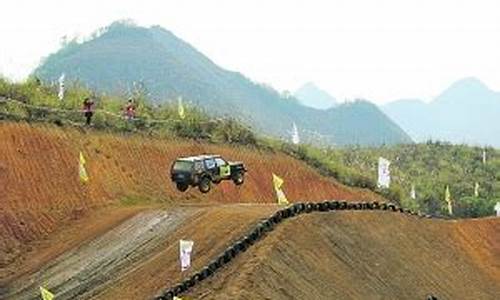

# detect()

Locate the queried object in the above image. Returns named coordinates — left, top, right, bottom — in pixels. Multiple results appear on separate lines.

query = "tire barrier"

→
left=153, top=200, right=444, bottom=300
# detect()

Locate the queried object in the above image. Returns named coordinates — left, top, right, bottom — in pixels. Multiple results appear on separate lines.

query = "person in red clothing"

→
left=82, top=97, right=95, bottom=126
left=124, top=98, right=136, bottom=121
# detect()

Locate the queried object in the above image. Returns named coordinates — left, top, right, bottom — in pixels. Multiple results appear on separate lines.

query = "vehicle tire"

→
left=232, top=172, right=245, bottom=185
left=176, top=182, right=189, bottom=192
left=199, top=176, right=211, bottom=193
left=186, top=277, right=195, bottom=288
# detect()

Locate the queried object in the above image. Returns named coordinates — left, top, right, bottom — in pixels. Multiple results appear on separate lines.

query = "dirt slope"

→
left=3, top=122, right=497, bottom=300
left=6, top=206, right=497, bottom=300
left=0, top=122, right=378, bottom=279
left=186, top=211, right=500, bottom=300
left=3, top=204, right=278, bottom=299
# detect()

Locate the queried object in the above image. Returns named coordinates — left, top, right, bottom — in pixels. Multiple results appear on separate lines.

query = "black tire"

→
left=232, top=172, right=245, bottom=185
left=176, top=182, right=189, bottom=192
left=199, top=176, right=211, bottom=193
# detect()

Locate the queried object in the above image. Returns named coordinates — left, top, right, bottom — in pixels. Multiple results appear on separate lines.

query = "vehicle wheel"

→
left=199, top=177, right=211, bottom=193
left=176, top=182, right=189, bottom=192
left=232, top=172, right=244, bottom=185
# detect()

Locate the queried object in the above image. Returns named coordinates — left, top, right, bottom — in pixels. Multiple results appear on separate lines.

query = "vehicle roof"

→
left=176, top=154, right=222, bottom=162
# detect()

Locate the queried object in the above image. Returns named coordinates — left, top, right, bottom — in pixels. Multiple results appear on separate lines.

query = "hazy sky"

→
left=1, top=0, right=499, bottom=103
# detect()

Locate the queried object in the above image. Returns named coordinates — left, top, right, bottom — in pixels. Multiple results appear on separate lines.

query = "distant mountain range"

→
left=33, top=21, right=412, bottom=146
left=382, top=78, right=500, bottom=147
left=294, top=82, right=337, bottom=110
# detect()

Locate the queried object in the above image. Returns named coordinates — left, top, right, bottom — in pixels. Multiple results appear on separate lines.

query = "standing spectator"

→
left=124, top=98, right=136, bottom=121
left=82, top=97, right=95, bottom=126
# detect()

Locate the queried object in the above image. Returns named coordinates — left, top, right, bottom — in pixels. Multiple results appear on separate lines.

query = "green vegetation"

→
left=1, top=77, right=498, bottom=218
left=329, top=143, right=499, bottom=218
left=0, top=76, right=257, bottom=146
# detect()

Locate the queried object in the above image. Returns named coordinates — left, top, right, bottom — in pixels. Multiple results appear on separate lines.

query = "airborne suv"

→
left=171, top=155, right=247, bottom=193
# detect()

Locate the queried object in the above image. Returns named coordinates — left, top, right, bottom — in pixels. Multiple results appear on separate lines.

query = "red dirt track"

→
left=1, top=122, right=498, bottom=300
left=0, top=122, right=377, bottom=281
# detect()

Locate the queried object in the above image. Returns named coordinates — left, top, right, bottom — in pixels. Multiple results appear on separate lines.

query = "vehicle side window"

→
left=204, top=158, right=216, bottom=169
left=214, top=158, right=227, bottom=167
left=194, top=161, right=203, bottom=171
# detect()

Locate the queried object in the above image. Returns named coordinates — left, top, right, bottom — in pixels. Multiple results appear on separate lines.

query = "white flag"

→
left=410, top=184, right=416, bottom=199
left=179, top=240, right=194, bottom=271
left=377, top=157, right=391, bottom=188
left=58, top=73, right=65, bottom=101
left=482, top=149, right=486, bottom=164
left=474, top=182, right=479, bottom=197
left=291, top=122, right=300, bottom=145
left=495, top=202, right=500, bottom=217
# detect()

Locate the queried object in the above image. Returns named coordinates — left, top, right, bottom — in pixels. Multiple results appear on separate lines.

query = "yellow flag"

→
left=40, top=286, right=54, bottom=300
left=272, top=174, right=288, bottom=205
left=276, top=188, right=289, bottom=206
left=445, top=185, right=452, bottom=215
left=272, top=173, right=284, bottom=190
left=79, top=152, right=89, bottom=183
left=178, top=97, right=185, bottom=119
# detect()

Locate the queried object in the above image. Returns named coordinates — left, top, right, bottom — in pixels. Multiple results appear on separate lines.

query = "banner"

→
left=291, top=122, right=300, bottom=145
left=40, top=286, right=54, bottom=300
left=178, top=96, right=185, bottom=119
left=410, top=184, right=416, bottom=199
left=482, top=149, right=486, bottom=164
left=180, top=239, right=194, bottom=271
left=79, top=152, right=89, bottom=183
left=474, top=182, right=479, bottom=197
left=58, top=73, right=65, bottom=101
left=377, top=157, right=390, bottom=188
left=495, top=202, right=500, bottom=217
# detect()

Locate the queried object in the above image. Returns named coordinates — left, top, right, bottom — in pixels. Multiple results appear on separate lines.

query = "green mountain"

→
left=34, top=21, right=412, bottom=146
left=383, top=78, right=500, bottom=147
left=294, top=82, right=337, bottom=110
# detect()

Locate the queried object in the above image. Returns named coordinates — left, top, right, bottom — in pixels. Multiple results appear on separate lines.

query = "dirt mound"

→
left=185, top=212, right=500, bottom=300
left=0, top=122, right=378, bottom=277
left=3, top=204, right=277, bottom=299
left=2, top=201, right=498, bottom=299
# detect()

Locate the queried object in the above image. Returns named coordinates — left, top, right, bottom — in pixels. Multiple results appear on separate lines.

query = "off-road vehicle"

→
left=171, top=154, right=247, bottom=193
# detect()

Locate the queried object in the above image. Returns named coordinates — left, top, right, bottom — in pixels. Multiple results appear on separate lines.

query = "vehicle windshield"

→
left=173, top=160, right=193, bottom=172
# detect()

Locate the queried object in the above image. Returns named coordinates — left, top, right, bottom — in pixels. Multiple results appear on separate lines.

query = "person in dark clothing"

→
left=124, top=98, right=136, bottom=121
left=82, top=97, right=95, bottom=126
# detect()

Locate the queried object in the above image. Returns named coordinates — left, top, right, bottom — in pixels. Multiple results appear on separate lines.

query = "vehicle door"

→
left=215, top=157, right=231, bottom=179
left=203, top=158, right=218, bottom=179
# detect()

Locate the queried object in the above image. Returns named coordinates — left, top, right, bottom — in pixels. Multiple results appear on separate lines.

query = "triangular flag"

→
left=272, top=174, right=284, bottom=190
left=276, top=188, right=289, bottom=206
left=272, top=174, right=288, bottom=206
left=474, top=182, right=479, bottom=197
left=445, top=185, right=453, bottom=215
left=178, top=97, right=185, bottom=119
left=40, top=286, right=54, bottom=300
left=79, top=152, right=89, bottom=183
